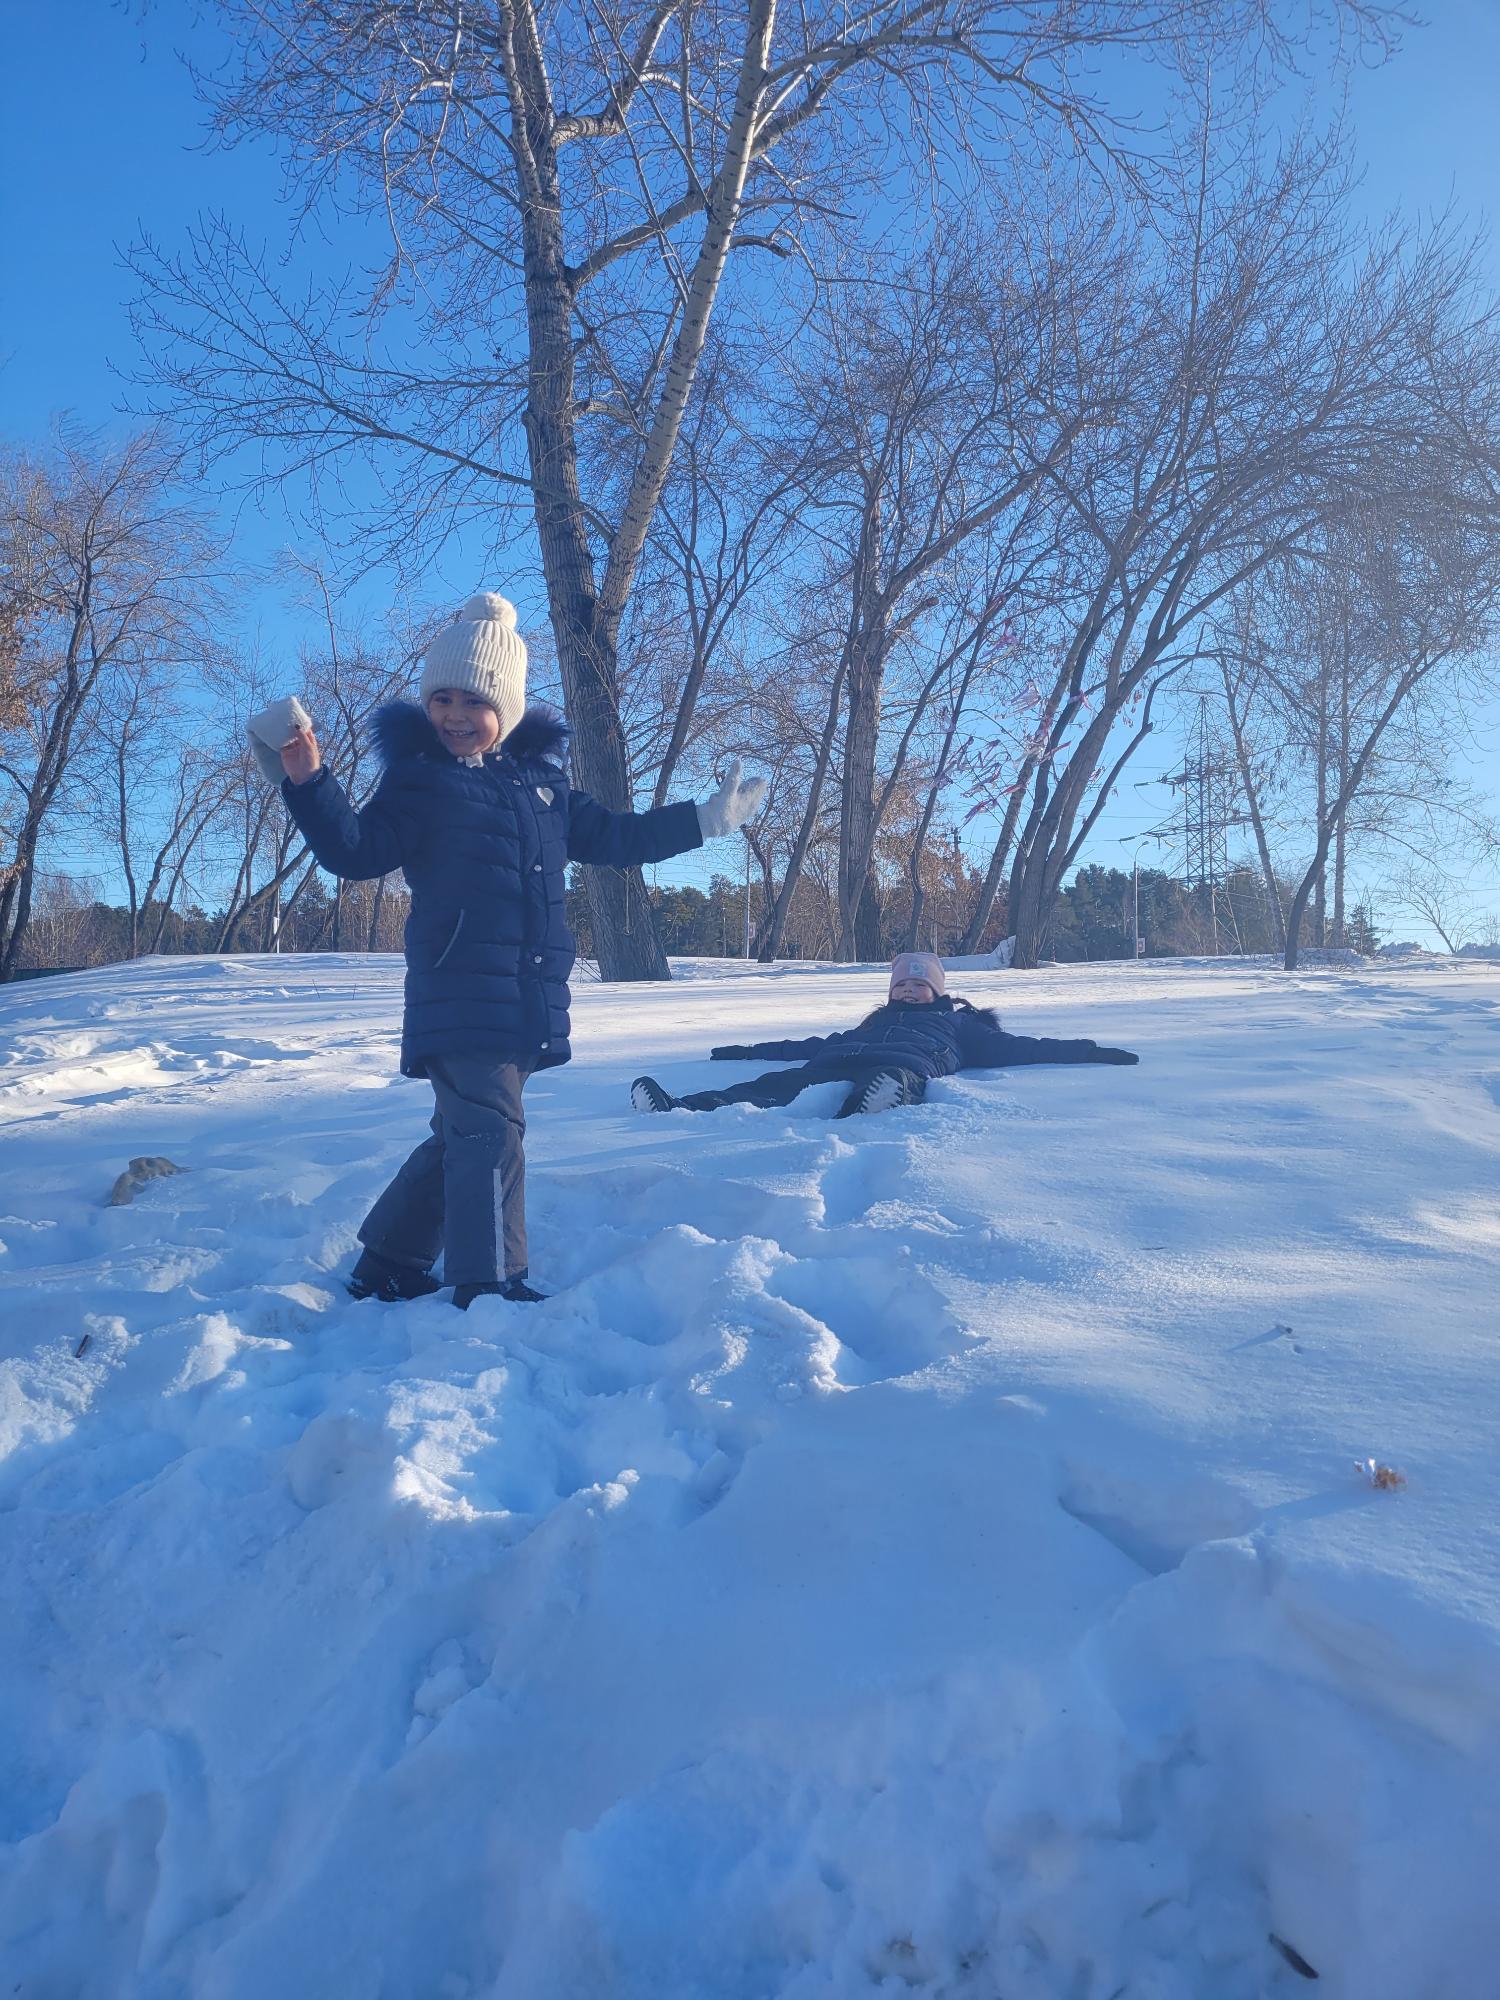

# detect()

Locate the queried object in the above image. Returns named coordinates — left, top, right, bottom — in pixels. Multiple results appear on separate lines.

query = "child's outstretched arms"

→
left=566, top=789, right=703, bottom=868
left=959, top=1017, right=1139, bottom=1069
left=567, top=758, right=766, bottom=869
left=711, top=1033, right=839, bottom=1061
left=986, top=1034, right=1138, bottom=1066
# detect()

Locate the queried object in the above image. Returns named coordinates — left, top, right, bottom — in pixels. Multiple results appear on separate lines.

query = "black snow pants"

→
left=673, top=1061, right=927, bottom=1117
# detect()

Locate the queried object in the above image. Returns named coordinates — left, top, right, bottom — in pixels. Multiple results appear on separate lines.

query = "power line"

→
left=1154, top=693, right=1258, bottom=950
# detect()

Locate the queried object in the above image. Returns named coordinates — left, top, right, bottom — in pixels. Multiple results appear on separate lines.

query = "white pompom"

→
left=461, top=591, right=517, bottom=627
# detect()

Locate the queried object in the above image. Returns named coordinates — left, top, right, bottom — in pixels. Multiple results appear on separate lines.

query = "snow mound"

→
left=1, top=953, right=1496, bottom=1996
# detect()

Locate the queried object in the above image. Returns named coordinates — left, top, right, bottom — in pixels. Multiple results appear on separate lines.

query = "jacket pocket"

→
left=431, top=910, right=466, bottom=970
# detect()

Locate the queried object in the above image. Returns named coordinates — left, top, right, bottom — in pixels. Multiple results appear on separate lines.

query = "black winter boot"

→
left=631, top=1075, right=676, bottom=1113
left=452, top=1275, right=548, bottom=1310
left=347, top=1248, right=443, bottom=1303
left=835, top=1067, right=923, bottom=1118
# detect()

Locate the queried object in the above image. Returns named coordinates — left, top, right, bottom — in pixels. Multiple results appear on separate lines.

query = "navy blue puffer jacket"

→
left=711, top=996, right=1137, bottom=1080
left=282, top=702, right=702, bottom=1076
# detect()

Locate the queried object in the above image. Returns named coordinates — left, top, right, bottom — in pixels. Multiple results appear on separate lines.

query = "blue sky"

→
left=5, top=0, right=1499, bottom=942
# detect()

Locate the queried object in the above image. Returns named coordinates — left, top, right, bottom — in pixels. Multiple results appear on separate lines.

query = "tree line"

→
left=6, top=0, right=1499, bottom=983
left=10, top=852, right=1375, bottom=979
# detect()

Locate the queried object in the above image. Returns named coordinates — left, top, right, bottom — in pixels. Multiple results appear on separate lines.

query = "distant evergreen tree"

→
left=13, top=858, right=1376, bottom=974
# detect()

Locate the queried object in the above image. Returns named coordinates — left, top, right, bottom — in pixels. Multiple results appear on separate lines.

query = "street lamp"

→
left=1119, top=833, right=1161, bottom=960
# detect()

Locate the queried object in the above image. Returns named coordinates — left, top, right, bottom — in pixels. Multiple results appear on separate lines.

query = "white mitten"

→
left=696, top=759, right=766, bottom=839
left=246, top=696, right=312, bottom=788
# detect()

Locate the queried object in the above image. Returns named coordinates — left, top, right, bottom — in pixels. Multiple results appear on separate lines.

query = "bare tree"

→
left=129, top=0, right=1394, bottom=979
left=208, top=590, right=422, bottom=953
left=970, top=137, right=1500, bottom=969
left=902, top=620, right=1010, bottom=953
left=1211, top=593, right=1290, bottom=951
left=0, top=429, right=218, bottom=981
left=0, top=575, right=24, bottom=733
left=1252, top=498, right=1500, bottom=967
left=1384, top=861, right=1493, bottom=954
left=619, top=342, right=813, bottom=808
left=13, top=871, right=104, bottom=972
left=141, top=761, right=224, bottom=953
left=744, top=225, right=1089, bottom=961
left=88, top=642, right=229, bottom=958
left=1198, top=570, right=1498, bottom=964
left=951, top=650, right=1065, bottom=952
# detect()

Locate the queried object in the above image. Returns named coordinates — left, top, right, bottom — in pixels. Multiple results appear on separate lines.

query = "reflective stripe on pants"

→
left=358, top=1054, right=533, bottom=1283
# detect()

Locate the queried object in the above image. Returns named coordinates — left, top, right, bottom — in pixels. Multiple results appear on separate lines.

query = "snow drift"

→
left=2, top=952, right=1497, bottom=1997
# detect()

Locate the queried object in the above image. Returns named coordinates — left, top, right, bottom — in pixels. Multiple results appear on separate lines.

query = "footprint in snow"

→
left=407, top=1638, right=487, bottom=1744
left=286, top=1411, right=394, bottom=1510
left=766, top=1249, right=971, bottom=1386
left=1057, top=1465, right=1260, bottom=1576
left=814, top=1135, right=913, bottom=1228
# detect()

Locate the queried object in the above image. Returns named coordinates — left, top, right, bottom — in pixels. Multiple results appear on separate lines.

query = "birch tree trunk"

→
left=756, top=663, right=847, bottom=962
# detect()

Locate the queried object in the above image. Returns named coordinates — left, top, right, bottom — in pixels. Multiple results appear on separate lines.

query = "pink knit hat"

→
left=889, top=952, right=946, bottom=998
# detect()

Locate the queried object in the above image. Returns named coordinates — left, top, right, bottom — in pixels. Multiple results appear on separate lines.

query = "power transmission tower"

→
left=1159, top=695, right=1254, bottom=952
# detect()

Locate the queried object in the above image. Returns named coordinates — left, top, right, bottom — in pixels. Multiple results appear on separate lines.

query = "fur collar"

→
left=504, top=705, right=570, bottom=766
left=958, top=999, right=1000, bottom=1028
left=858, top=995, right=1000, bottom=1029
left=370, top=700, right=569, bottom=773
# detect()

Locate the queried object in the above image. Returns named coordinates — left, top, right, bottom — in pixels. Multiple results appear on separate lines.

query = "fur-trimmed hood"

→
left=369, top=700, right=569, bottom=773
left=858, top=994, right=1000, bottom=1031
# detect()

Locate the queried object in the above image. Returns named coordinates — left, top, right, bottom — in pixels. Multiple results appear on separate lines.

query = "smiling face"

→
left=426, top=688, right=503, bottom=758
left=889, top=978, right=937, bottom=1005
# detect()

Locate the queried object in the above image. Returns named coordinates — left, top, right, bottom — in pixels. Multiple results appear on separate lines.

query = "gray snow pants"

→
left=358, top=1054, right=534, bottom=1285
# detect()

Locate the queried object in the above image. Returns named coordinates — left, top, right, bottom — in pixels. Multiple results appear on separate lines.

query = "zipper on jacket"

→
left=432, top=910, right=466, bottom=970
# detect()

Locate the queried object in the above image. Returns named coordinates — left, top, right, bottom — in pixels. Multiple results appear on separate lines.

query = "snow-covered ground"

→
left=2, top=951, right=1497, bottom=1999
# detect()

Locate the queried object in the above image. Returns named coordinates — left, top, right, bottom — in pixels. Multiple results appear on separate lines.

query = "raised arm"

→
left=568, top=757, right=763, bottom=868
left=281, top=767, right=410, bottom=883
left=566, top=791, right=703, bottom=868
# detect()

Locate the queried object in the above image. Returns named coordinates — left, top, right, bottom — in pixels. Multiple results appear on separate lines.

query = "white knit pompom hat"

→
left=419, top=591, right=528, bottom=742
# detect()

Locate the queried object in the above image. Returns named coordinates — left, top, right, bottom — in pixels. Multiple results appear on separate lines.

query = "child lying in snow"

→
left=252, top=591, right=763, bottom=1309
left=631, top=951, right=1138, bottom=1119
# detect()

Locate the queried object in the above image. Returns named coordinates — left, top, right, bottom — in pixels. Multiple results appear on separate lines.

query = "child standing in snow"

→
left=252, top=591, right=763, bottom=1308
left=631, top=951, right=1138, bottom=1119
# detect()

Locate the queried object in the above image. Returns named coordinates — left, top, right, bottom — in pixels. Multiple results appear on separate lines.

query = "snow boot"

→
left=631, top=1075, right=677, bottom=1113
left=835, top=1067, right=923, bottom=1119
left=347, top=1247, right=442, bottom=1303
left=452, top=1275, right=548, bottom=1310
